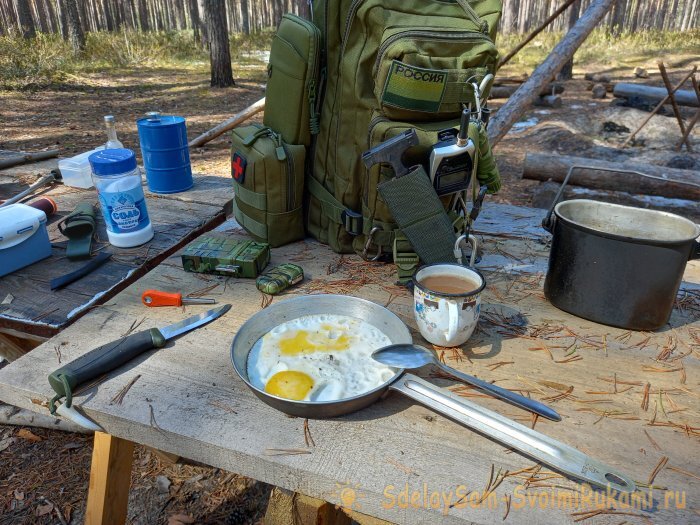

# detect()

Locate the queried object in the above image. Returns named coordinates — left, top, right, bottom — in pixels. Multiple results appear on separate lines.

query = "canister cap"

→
left=137, top=114, right=185, bottom=127
left=89, top=148, right=137, bottom=176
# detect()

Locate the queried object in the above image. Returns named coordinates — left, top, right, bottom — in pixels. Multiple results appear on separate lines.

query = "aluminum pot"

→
left=542, top=167, right=700, bottom=330
left=229, top=294, right=636, bottom=493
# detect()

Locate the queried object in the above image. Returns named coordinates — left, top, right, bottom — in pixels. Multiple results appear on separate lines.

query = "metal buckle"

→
left=341, top=209, right=363, bottom=236
left=361, top=227, right=383, bottom=261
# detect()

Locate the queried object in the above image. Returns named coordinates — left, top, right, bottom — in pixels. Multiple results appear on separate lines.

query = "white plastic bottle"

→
left=88, top=148, right=154, bottom=248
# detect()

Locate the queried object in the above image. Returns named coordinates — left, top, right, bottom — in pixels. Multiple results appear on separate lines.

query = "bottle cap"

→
left=104, top=115, right=115, bottom=123
left=89, top=148, right=137, bottom=176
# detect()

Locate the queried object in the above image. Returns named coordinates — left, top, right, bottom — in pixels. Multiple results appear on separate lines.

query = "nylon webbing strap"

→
left=377, top=166, right=456, bottom=264
left=306, top=176, right=363, bottom=235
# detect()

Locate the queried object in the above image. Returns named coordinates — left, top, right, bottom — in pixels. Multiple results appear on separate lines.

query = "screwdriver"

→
left=141, top=289, right=217, bottom=307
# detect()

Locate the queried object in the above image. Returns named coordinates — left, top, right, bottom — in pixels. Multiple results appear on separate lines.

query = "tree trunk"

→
left=240, top=0, right=250, bottom=34
left=198, top=0, right=209, bottom=46
left=559, top=0, right=581, bottom=80
left=488, top=0, right=616, bottom=147
left=205, top=0, right=235, bottom=88
left=15, top=0, right=36, bottom=38
left=56, top=0, right=69, bottom=38
left=102, top=0, right=114, bottom=30
left=189, top=0, right=201, bottom=43
left=62, top=0, right=85, bottom=51
left=136, top=0, right=148, bottom=30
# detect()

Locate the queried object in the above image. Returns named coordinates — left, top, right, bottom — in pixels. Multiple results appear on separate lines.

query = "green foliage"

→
left=0, top=31, right=73, bottom=88
left=0, top=29, right=274, bottom=89
left=83, top=30, right=208, bottom=68
left=497, top=28, right=700, bottom=70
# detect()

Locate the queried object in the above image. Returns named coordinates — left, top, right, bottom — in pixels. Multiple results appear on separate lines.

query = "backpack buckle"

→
left=341, top=209, right=363, bottom=236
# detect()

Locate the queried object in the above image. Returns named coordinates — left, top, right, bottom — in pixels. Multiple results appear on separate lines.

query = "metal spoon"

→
left=372, top=344, right=562, bottom=422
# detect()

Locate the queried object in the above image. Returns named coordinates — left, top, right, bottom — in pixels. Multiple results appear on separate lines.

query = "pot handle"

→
left=691, top=239, right=700, bottom=260
left=541, top=164, right=700, bottom=233
left=389, top=373, right=636, bottom=493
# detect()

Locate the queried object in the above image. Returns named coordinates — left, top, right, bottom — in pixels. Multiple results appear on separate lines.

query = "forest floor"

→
left=1, top=38, right=699, bottom=525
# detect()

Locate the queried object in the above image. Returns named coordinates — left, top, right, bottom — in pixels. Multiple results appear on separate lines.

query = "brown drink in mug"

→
left=413, top=263, right=485, bottom=347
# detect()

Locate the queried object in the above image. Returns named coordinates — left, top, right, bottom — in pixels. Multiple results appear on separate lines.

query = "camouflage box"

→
left=181, top=234, right=270, bottom=278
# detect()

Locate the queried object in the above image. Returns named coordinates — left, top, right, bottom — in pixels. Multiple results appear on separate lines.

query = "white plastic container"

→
left=58, top=147, right=104, bottom=189
left=0, top=203, right=52, bottom=277
left=88, top=148, right=154, bottom=248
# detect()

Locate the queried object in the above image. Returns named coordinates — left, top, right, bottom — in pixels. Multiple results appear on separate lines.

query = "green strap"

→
left=233, top=180, right=267, bottom=211
left=57, top=202, right=95, bottom=260
left=306, top=176, right=364, bottom=235
left=233, top=200, right=268, bottom=239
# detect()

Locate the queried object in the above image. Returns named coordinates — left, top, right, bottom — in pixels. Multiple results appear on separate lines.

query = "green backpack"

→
left=306, top=0, right=502, bottom=259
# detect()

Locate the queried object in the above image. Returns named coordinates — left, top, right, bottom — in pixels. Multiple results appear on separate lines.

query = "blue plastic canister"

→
left=137, top=112, right=193, bottom=194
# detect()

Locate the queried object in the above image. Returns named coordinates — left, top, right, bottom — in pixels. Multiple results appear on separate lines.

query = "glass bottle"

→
left=104, top=115, right=124, bottom=149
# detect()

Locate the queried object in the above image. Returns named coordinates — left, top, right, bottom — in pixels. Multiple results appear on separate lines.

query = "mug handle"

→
left=446, top=300, right=460, bottom=343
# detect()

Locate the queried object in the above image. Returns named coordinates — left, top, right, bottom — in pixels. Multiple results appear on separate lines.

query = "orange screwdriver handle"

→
left=141, top=290, right=183, bottom=307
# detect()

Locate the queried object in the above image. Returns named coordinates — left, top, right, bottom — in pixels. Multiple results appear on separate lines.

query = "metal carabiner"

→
left=454, top=234, right=478, bottom=267
left=361, top=227, right=383, bottom=261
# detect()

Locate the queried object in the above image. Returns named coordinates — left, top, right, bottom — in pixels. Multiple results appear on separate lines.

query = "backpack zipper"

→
left=373, top=29, right=493, bottom=78
left=341, top=0, right=486, bottom=57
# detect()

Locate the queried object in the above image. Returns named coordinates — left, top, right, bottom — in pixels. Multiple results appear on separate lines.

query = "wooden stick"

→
left=658, top=62, right=691, bottom=151
left=0, top=149, right=60, bottom=170
left=488, top=0, right=615, bottom=146
left=621, top=66, right=697, bottom=148
left=497, top=0, right=579, bottom=69
left=676, top=75, right=700, bottom=150
left=188, top=97, right=266, bottom=148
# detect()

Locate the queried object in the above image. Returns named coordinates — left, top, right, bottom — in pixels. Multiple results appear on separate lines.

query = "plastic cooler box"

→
left=0, top=203, right=52, bottom=277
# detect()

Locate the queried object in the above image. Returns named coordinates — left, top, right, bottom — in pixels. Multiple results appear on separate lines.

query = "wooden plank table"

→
left=0, top=203, right=698, bottom=524
left=0, top=159, right=232, bottom=356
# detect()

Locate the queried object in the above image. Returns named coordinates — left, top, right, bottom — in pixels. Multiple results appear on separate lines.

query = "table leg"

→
left=85, top=432, right=135, bottom=525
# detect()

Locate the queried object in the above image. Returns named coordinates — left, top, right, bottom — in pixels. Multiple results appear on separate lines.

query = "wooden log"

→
left=584, top=73, right=612, bottom=83
left=613, top=83, right=699, bottom=107
left=188, top=97, right=265, bottom=148
left=490, top=83, right=564, bottom=99
left=0, top=149, right=60, bottom=170
left=591, top=83, right=607, bottom=99
left=621, top=67, right=697, bottom=148
left=534, top=94, right=562, bottom=108
left=522, top=153, right=700, bottom=200
left=497, top=0, right=580, bottom=69
left=488, top=0, right=616, bottom=147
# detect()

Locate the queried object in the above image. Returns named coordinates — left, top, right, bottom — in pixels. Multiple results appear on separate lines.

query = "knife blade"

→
left=48, top=304, right=231, bottom=403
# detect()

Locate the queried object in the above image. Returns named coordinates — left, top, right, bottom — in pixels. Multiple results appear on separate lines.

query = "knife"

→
left=48, top=304, right=231, bottom=415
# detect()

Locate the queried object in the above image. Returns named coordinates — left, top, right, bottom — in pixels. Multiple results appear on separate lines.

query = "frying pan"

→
left=230, top=295, right=635, bottom=493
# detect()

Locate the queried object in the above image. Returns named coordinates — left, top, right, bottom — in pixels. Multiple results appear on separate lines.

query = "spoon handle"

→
left=435, top=361, right=561, bottom=421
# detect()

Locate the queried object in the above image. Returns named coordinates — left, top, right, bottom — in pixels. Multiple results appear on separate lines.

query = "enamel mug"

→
left=413, top=263, right=486, bottom=347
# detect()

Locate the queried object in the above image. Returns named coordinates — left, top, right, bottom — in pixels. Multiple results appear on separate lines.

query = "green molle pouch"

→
left=181, top=235, right=270, bottom=278
left=256, top=263, right=304, bottom=295
left=263, top=14, right=321, bottom=146
left=231, top=125, right=305, bottom=247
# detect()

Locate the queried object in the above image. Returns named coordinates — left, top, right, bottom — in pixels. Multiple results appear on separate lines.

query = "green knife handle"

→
left=48, top=328, right=166, bottom=398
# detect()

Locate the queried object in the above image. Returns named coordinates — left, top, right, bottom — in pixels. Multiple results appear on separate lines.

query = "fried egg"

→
left=246, top=314, right=396, bottom=402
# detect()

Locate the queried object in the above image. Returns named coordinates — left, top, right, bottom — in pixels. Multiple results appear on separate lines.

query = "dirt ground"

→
left=0, top=54, right=698, bottom=524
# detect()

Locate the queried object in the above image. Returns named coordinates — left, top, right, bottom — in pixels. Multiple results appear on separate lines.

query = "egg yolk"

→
left=279, top=328, right=350, bottom=355
left=265, top=371, right=314, bottom=400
